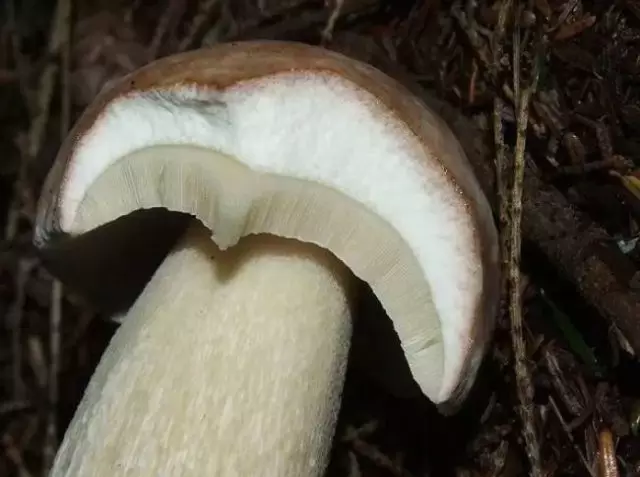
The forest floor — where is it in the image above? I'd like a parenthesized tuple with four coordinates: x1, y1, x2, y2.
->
(1, 1, 640, 476)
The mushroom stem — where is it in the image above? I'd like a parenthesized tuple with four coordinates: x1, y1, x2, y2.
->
(50, 225, 353, 477)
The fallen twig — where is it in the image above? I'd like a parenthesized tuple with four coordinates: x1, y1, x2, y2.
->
(9, 259, 35, 400)
(178, 0, 220, 52)
(343, 422, 413, 477)
(507, 24, 544, 476)
(227, 0, 378, 42)
(2, 433, 33, 477)
(4, 0, 71, 242)
(549, 396, 595, 477)
(148, 0, 186, 59)
(43, 280, 62, 475)
(491, 0, 513, 290)
(43, 0, 71, 470)
(321, 0, 345, 44)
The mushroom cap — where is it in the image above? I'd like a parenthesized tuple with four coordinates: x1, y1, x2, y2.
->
(34, 40, 499, 406)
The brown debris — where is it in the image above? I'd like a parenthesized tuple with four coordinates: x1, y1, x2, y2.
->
(1, 0, 640, 476)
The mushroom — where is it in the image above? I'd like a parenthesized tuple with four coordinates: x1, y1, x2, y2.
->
(35, 40, 499, 476)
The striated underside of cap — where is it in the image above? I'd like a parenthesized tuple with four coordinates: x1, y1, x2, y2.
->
(35, 41, 499, 406)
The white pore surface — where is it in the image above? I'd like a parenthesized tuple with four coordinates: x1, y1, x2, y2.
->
(60, 73, 479, 402)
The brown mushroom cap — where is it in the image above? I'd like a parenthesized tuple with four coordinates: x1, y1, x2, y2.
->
(35, 40, 499, 406)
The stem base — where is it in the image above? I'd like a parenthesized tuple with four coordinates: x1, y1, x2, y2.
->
(51, 226, 353, 477)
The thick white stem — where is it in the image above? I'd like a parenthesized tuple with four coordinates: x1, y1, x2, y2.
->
(50, 226, 353, 476)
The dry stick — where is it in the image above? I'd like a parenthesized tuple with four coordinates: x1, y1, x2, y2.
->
(597, 428, 620, 477)
(5, 258, 35, 477)
(509, 29, 543, 477)
(123, 0, 144, 25)
(148, 0, 175, 58)
(0, 401, 31, 415)
(5, 0, 33, 119)
(491, 0, 513, 288)
(9, 260, 35, 400)
(27, 336, 48, 389)
(4, 0, 71, 241)
(27, 1, 69, 160)
(493, 0, 513, 55)
(347, 452, 362, 477)
(58, 0, 72, 145)
(522, 171, 640, 353)
(2, 434, 34, 477)
(43, 281, 63, 474)
(321, 0, 345, 44)
(43, 0, 71, 472)
(342, 422, 413, 477)
(350, 438, 414, 477)
(178, 0, 220, 52)
(490, 1, 540, 471)
(493, 99, 509, 280)
(148, 0, 186, 59)
(232, 2, 378, 43)
(3, 1, 26, 243)
(549, 396, 595, 477)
